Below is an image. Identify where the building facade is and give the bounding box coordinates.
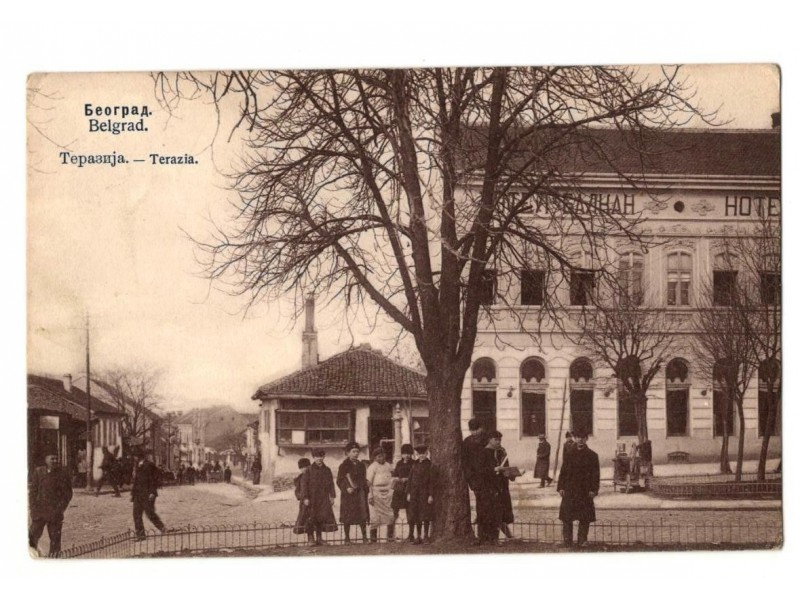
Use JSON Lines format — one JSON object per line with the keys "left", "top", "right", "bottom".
{"left": 459, "top": 127, "right": 781, "bottom": 467}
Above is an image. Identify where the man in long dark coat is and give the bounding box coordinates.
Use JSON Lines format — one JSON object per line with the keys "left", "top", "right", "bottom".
{"left": 473, "top": 431, "right": 503, "bottom": 545}
{"left": 461, "top": 417, "right": 486, "bottom": 491}
{"left": 131, "top": 450, "right": 166, "bottom": 541}
{"left": 303, "top": 448, "right": 338, "bottom": 545}
{"left": 556, "top": 430, "right": 600, "bottom": 546}
{"left": 29, "top": 454, "right": 73, "bottom": 556}
{"left": 337, "top": 442, "right": 369, "bottom": 543}
{"left": 534, "top": 434, "right": 554, "bottom": 487}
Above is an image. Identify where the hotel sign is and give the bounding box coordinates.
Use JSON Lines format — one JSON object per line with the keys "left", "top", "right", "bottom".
{"left": 725, "top": 195, "right": 780, "bottom": 217}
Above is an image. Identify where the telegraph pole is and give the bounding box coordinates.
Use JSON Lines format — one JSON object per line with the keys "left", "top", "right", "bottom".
{"left": 85, "top": 313, "right": 93, "bottom": 490}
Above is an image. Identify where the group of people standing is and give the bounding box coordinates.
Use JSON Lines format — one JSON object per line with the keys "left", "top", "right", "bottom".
{"left": 293, "top": 442, "right": 436, "bottom": 545}
{"left": 176, "top": 461, "right": 232, "bottom": 485}
{"left": 462, "top": 419, "right": 600, "bottom": 547}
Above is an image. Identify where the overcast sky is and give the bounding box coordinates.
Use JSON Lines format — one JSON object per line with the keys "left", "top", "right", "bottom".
{"left": 26, "top": 65, "right": 780, "bottom": 413}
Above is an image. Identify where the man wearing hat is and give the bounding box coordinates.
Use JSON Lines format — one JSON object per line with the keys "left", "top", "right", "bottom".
{"left": 130, "top": 448, "right": 166, "bottom": 541}
{"left": 391, "top": 443, "right": 415, "bottom": 541}
{"left": 534, "top": 434, "right": 554, "bottom": 487}
{"left": 337, "top": 442, "right": 369, "bottom": 543}
{"left": 556, "top": 430, "right": 600, "bottom": 546}
{"left": 29, "top": 453, "right": 73, "bottom": 557}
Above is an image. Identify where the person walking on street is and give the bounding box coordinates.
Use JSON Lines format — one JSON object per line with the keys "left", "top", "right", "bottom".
{"left": 406, "top": 445, "right": 435, "bottom": 544}
{"left": 29, "top": 454, "right": 73, "bottom": 557}
{"left": 251, "top": 453, "right": 262, "bottom": 485}
{"left": 366, "top": 446, "right": 395, "bottom": 542}
{"left": 557, "top": 430, "right": 600, "bottom": 547}
{"left": 96, "top": 447, "right": 121, "bottom": 497}
{"left": 391, "top": 444, "right": 415, "bottom": 541}
{"left": 535, "top": 434, "right": 554, "bottom": 487}
{"left": 337, "top": 442, "right": 370, "bottom": 543}
{"left": 303, "top": 448, "right": 337, "bottom": 545}
{"left": 131, "top": 450, "right": 166, "bottom": 541}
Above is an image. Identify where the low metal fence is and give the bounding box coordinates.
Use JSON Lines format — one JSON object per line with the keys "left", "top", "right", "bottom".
{"left": 649, "top": 473, "right": 782, "bottom": 499}
{"left": 53, "top": 517, "right": 781, "bottom": 558}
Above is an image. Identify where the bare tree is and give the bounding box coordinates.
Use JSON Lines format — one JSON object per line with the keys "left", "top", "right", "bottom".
{"left": 693, "top": 255, "right": 757, "bottom": 481}
{"left": 579, "top": 278, "right": 679, "bottom": 450}
{"left": 98, "top": 368, "right": 163, "bottom": 449}
{"left": 155, "top": 67, "right": 714, "bottom": 539}
{"left": 212, "top": 426, "right": 247, "bottom": 459}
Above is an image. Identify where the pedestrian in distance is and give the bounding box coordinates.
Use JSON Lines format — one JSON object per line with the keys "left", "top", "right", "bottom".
{"left": 535, "top": 433, "right": 554, "bottom": 487}
{"left": 186, "top": 463, "right": 196, "bottom": 485}
{"left": 366, "top": 446, "right": 395, "bottom": 542}
{"left": 131, "top": 449, "right": 166, "bottom": 541}
{"left": 223, "top": 464, "right": 232, "bottom": 483}
{"left": 391, "top": 443, "right": 415, "bottom": 541}
{"left": 406, "top": 445, "right": 435, "bottom": 544}
{"left": 251, "top": 453, "right": 262, "bottom": 485}
{"left": 29, "top": 454, "right": 73, "bottom": 557}
{"left": 337, "top": 442, "right": 370, "bottom": 543}
{"left": 303, "top": 448, "right": 337, "bottom": 545}
{"left": 557, "top": 430, "right": 600, "bottom": 547}
{"left": 95, "top": 446, "right": 121, "bottom": 497}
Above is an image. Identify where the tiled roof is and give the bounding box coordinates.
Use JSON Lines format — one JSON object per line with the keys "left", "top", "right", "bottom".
{"left": 461, "top": 127, "right": 780, "bottom": 178}
{"left": 28, "top": 385, "right": 88, "bottom": 420}
{"left": 253, "top": 345, "right": 427, "bottom": 400}
{"left": 27, "top": 374, "right": 123, "bottom": 416}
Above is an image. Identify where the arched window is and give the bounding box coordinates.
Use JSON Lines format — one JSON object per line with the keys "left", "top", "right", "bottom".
{"left": 758, "top": 359, "right": 781, "bottom": 437}
{"left": 472, "top": 358, "right": 497, "bottom": 431}
{"left": 569, "top": 358, "right": 594, "bottom": 435}
{"left": 712, "top": 359, "right": 737, "bottom": 437}
{"left": 520, "top": 358, "right": 547, "bottom": 437}
{"left": 667, "top": 251, "right": 692, "bottom": 306}
{"left": 665, "top": 358, "right": 690, "bottom": 437}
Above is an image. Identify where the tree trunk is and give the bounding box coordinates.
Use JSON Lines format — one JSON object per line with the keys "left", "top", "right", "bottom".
{"left": 719, "top": 408, "right": 732, "bottom": 475}
{"left": 634, "top": 393, "right": 649, "bottom": 445}
{"left": 735, "top": 400, "right": 746, "bottom": 482}
{"left": 427, "top": 374, "right": 474, "bottom": 541}
{"left": 757, "top": 390, "right": 779, "bottom": 481}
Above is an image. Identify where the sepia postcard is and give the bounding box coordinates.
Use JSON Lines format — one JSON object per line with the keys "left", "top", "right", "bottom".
{"left": 26, "top": 65, "right": 782, "bottom": 560}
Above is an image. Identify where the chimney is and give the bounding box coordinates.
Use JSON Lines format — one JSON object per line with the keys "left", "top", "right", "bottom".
{"left": 771, "top": 112, "right": 781, "bottom": 129}
{"left": 63, "top": 373, "right": 73, "bottom": 393}
{"left": 301, "top": 295, "right": 319, "bottom": 369}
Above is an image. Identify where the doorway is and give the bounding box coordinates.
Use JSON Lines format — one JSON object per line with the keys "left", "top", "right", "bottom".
{"left": 368, "top": 418, "right": 395, "bottom": 462}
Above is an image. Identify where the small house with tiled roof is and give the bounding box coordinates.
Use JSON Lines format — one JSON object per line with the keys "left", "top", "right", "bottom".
{"left": 252, "top": 297, "right": 428, "bottom": 485}
{"left": 28, "top": 374, "right": 124, "bottom": 479}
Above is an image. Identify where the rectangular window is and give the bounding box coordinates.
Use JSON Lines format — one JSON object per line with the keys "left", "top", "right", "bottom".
{"left": 617, "top": 390, "right": 638, "bottom": 436}
{"left": 760, "top": 272, "right": 780, "bottom": 305}
{"left": 276, "top": 410, "right": 352, "bottom": 446}
{"left": 478, "top": 269, "right": 497, "bottom": 306}
{"left": 570, "top": 271, "right": 594, "bottom": 306}
{"left": 619, "top": 253, "right": 644, "bottom": 305}
{"left": 472, "top": 390, "right": 497, "bottom": 432}
{"left": 667, "top": 252, "right": 692, "bottom": 306}
{"left": 521, "top": 270, "right": 545, "bottom": 306}
{"left": 521, "top": 392, "right": 546, "bottom": 436}
{"left": 712, "top": 391, "right": 735, "bottom": 438}
{"left": 570, "top": 389, "right": 593, "bottom": 435}
{"left": 713, "top": 271, "right": 738, "bottom": 306}
{"left": 666, "top": 389, "right": 689, "bottom": 436}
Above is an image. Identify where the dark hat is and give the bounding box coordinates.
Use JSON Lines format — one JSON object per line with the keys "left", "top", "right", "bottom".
{"left": 401, "top": 443, "right": 414, "bottom": 454}
{"left": 298, "top": 458, "right": 311, "bottom": 469}
{"left": 565, "top": 431, "right": 573, "bottom": 439}
{"left": 572, "top": 429, "right": 589, "bottom": 439}
{"left": 371, "top": 446, "right": 386, "bottom": 459}
{"left": 344, "top": 441, "right": 361, "bottom": 453}
{"left": 468, "top": 417, "right": 483, "bottom": 431}
{"left": 487, "top": 430, "right": 503, "bottom": 440}
{"left": 311, "top": 448, "right": 326, "bottom": 457}
{"left": 538, "top": 433, "right": 546, "bottom": 440}
{"left": 414, "top": 444, "right": 429, "bottom": 454}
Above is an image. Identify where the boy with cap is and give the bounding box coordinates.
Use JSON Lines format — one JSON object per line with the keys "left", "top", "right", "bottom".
{"left": 337, "top": 442, "right": 369, "bottom": 543}
{"left": 391, "top": 443, "right": 415, "bottom": 541}
{"left": 406, "top": 445, "right": 435, "bottom": 544}
{"left": 303, "top": 449, "right": 337, "bottom": 545}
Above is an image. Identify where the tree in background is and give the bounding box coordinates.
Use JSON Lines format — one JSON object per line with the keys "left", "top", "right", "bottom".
{"left": 99, "top": 367, "right": 163, "bottom": 452}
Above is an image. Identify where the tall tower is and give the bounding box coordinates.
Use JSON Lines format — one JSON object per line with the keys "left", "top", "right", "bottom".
{"left": 301, "top": 295, "right": 319, "bottom": 369}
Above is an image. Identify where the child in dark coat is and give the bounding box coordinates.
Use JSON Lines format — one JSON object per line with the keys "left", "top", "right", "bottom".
{"left": 337, "top": 442, "right": 370, "bottom": 543}
{"left": 406, "top": 445, "right": 435, "bottom": 544}
{"left": 303, "top": 449, "right": 338, "bottom": 545}
{"left": 391, "top": 443, "right": 415, "bottom": 541}
{"left": 293, "top": 458, "right": 313, "bottom": 542}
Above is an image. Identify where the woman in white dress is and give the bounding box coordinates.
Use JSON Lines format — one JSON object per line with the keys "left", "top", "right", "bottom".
{"left": 366, "top": 446, "right": 396, "bottom": 542}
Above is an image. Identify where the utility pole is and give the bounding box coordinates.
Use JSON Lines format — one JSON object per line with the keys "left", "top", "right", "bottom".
{"left": 166, "top": 412, "right": 172, "bottom": 471}
{"left": 85, "top": 313, "right": 93, "bottom": 490}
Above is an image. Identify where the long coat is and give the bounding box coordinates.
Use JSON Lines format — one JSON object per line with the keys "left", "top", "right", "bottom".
{"left": 302, "top": 462, "right": 338, "bottom": 530}
{"left": 557, "top": 445, "right": 600, "bottom": 523}
{"left": 293, "top": 470, "right": 311, "bottom": 534}
{"left": 534, "top": 440, "right": 551, "bottom": 479}
{"left": 29, "top": 465, "right": 73, "bottom": 521}
{"left": 407, "top": 458, "right": 436, "bottom": 522}
{"left": 337, "top": 459, "right": 369, "bottom": 525}
{"left": 473, "top": 448, "right": 501, "bottom": 535}
{"left": 493, "top": 447, "right": 515, "bottom": 525}
{"left": 462, "top": 432, "right": 487, "bottom": 491}
{"left": 390, "top": 458, "right": 414, "bottom": 510}
{"left": 132, "top": 459, "right": 161, "bottom": 501}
